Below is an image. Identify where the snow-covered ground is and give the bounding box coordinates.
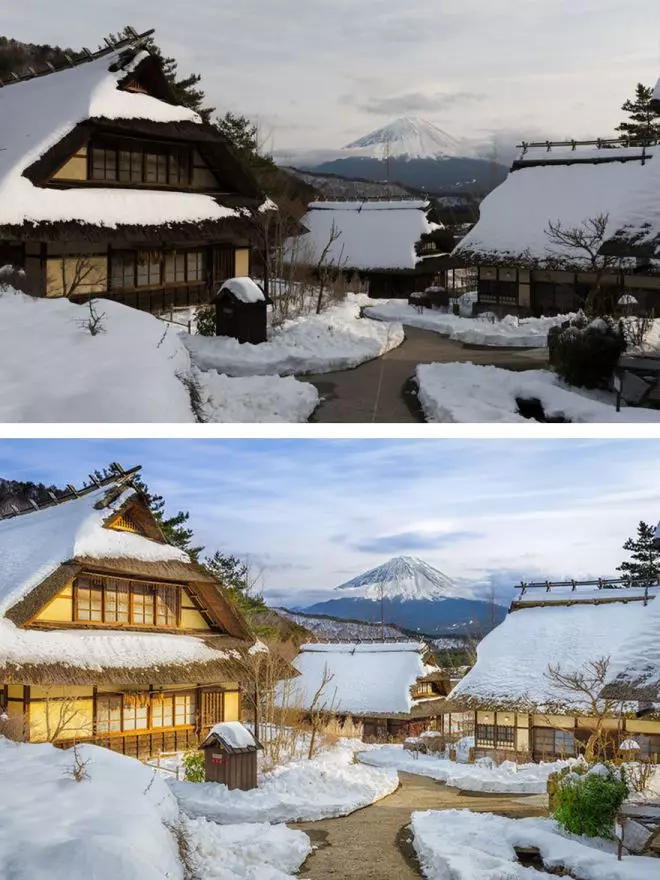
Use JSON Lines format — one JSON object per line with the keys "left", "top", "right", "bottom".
{"left": 358, "top": 747, "right": 576, "bottom": 794}
{"left": 412, "top": 810, "right": 658, "bottom": 880}
{"left": 184, "top": 817, "right": 311, "bottom": 880}
{"left": 0, "top": 737, "right": 313, "bottom": 880}
{"left": 184, "top": 294, "right": 404, "bottom": 377}
{"left": 365, "top": 300, "right": 568, "bottom": 347}
{"left": 170, "top": 739, "right": 398, "bottom": 824}
{"left": 416, "top": 363, "right": 660, "bottom": 422}
{"left": 0, "top": 288, "right": 317, "bottom": 422}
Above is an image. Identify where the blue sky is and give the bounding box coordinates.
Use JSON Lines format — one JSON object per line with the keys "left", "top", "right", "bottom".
{"left": 1, "top": 438, "right": 658, "bottom": 608}
{"left": 3, "top": 0, "right": 659, "bottom": 153}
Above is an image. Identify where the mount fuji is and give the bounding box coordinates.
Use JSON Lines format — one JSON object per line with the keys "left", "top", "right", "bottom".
{"left": 300, "top": 117, "right": 508, "bottom": 196}
{"left": 301, "top": 556, "right": 507, "bottom": 636}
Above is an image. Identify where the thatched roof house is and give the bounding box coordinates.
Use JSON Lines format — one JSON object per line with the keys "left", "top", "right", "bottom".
{"left": 283, "top": 642, "right": 452, "bottom": 741}
{"left": 447, "top": 580, "right": 660, "bottom": 762}
{"left": 0, "top": 465, "right": 265, "bottom": 757}
{"left": 451, "top": 140, "right": 660, "bottom": 316}
{"left": 0, "top": 28, "right": 272, "bottom": 312}
{"left": 289, "top": 199, "right": 449, "bottom": 298}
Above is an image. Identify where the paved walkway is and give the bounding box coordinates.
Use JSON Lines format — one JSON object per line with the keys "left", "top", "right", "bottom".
{"left": 290, "top": 770, "right": 548, "bottom": 880}
{"left": 302, "top": 326, "right": 548, "bottom": 423}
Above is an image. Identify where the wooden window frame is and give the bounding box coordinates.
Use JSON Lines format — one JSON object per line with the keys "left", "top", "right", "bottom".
{"left": 110, "top": 248, "right": 206, "bottom": 292}
{"left": 95, "top": 690, "right": 195, "bottom": 736}
{"left": 72, "top": 575, "right": 182, "bottom": 630}
{"left": 87, "top": 138, "right": 193, "bottom": 188}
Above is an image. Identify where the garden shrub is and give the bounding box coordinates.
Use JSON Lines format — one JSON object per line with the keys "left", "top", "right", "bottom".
{"left": 195, "top": 304, "right": 216, "bottom": 337}
{"left": 552, "top": 764, "right": 629, "bottom": 839}
{"left": 548, "top": 312, "right": 626, "bottom": 389}
{"left": 182, "top": 749, "right": 205, "bottom": 782}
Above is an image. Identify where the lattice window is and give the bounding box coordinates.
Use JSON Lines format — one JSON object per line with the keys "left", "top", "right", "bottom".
{"left": 122, "top": 695, "right": 149, "bottom": 731}
{"left": 131, "top": 583, "right": 156, "bottom": 625}
{"left": 174, "top": 692, "right": 196, "bottom": 726}
{"left": 75, "top": 575, "right": 103, "bottom": 622}
{"left": 111, "top": 512, "right": 142, "bottom": 533}
{"left": 156, "top": 584, "right": 178, "bottom": 627}
{"left": 104, "top": 578, "right": 130, "bottom": 623}
{"left": 495, "top": 725, "right": 515, "bottom": 747}
{"left": 96, "top": 695, "right": 122, "bottom": 733}
{"left": 476, "top": 724, "right": 495, "bottom": 747}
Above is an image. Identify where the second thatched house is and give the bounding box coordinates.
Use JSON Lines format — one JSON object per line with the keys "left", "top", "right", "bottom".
{"left": 0, "top": 465, "right": 265, "bottom": 758}
{"left": 447, "top": 579, "right": 660, "bottom": 763}
{"left": 281, "top": 641, "right": 454, "bottom": 741}
{"left": 0, "top": 28, "right": 271, "bottom": 312}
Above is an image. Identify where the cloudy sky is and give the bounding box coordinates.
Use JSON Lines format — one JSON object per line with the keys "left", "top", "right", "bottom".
{"left": 0, "top": 438, "right": 658, "bottom": 608}
{"left": 4, "top": 1, "right": 659, "bottom": 154}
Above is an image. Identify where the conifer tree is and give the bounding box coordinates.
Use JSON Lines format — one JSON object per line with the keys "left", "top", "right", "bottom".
{"left": 616, "top": 520, "right": 660, "bottom": 583}
{"left": 615, "top": 83, "right": 660, "bottom": 145}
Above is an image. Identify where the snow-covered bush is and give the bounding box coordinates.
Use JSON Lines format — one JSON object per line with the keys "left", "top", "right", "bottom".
{"left": 195, "top": 304, "right": 216, "bottom": 337}
{"left": 549, "top": 312, "right": 626, "bottom": 388}
{"left": 182, "top": 749, "right": 205, "bottom": 782}
{"left": 552, "top": 763, "right": 629, "bottom": 839}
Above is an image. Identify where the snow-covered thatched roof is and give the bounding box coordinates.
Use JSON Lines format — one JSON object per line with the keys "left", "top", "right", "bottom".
{"left": 285, "top": 642, "right": 435, "bottom": 716}
{"left": 449, "top": 585, "right": 657, "bottom": 712}
{"left": 453, "top": 143, "right": 660, "bottom": 266}
{"left": 0, "top": 467, "right": 257, "bottom": 684}
{"left": 0, "top": 30, "right": 265, "bottom": 232}
{"left": 602, "top": 585, "right": 660, "bottom": 702}
{"left": 291, "top": 200, "right": 440, "bottom": 271}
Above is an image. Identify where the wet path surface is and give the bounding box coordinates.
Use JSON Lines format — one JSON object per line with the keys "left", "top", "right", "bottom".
{"left": 302, "top": 326, "right": 548, "bottom": 423}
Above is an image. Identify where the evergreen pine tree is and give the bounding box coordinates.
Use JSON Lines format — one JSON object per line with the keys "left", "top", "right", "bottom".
{"left": 202, "top": 550, "right": 266, "bottom": 616}
{"left": 616, "top": 520, "right": 660, "bottom": 583}
{"left": 615, "top": 84, "right": 660, "bottom": 145}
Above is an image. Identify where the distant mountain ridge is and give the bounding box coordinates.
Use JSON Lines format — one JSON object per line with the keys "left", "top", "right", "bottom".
{"left": 300, "top": 556, "right": 507, "bottom": 636}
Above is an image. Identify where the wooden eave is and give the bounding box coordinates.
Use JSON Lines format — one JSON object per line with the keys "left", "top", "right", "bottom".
{"left": 510, "top": 595, "right": 651, "bottom": 611}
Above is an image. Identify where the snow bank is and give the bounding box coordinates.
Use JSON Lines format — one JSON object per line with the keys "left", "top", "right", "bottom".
{"left": 290, "top": 200, "right": 438, "bottom": 270}
{"left": 0, "top": 737, "right": 183, "bottom": 880}
{"left": 365, "top": 300, "right": 567, "bottom": 347}
{"left": 284, "top": 642, "right": 427, "bottom": 715}
{"left": 0, "top": 289, "right": 317, "bottom": 423}
{"left": 170, "top": 740, "right": 398, "bottom": 823}
{"left": 411, "top": 810, "right": 659, "bottom": 880}
{"left": 185, "top": 294, "right": 404, "bottom": 376}
{"left": 184, "top": 817, "right": 311, "bottom": 880}
{"left": 359, "top": 747, "right": 575, "bottom": 794}
{"left": 416, "top": 363, "right": 660, "bottom": 422}
{"left": 198, "top": 371, "right": 318, "bottom": 422}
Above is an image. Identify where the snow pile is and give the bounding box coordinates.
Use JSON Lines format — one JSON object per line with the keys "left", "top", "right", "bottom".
{"left": 335, "top": 555, "right": 460, "bottom": 601}
{"left": 203, "top": 722, "right": 258, "bottom": 750}
{"left": 411, "top": 810, "right": 659, "bottom": 880}
{"left": 359, "top": 747, "right": 575, "bottom": 794}
{"left": 170, "top": 739, "right": 398, "bottom": 824}
{"left": 0, "top": 618, "right": 233, "bottom": 672}
{"left": 344, "top": 117, "right": 465, "bottom": 160}
{"left": 219, "top": 277, "right": 266, "bottom": 304}
{"left": 0, "top": 483, "right": 188, "bottom": 614}
{"left": 185, "top": 294, "right": 404, "bottom": 376}
{"left": 0, "top": 737, "right": 184, "bottom": 880}
{"left": 450, "top": 594, "right": 653, "bottom": 711}
{"left": 283, "top": 642, "right": 428, "bottom": 715}
{"left": 289, "top": 201, "right": 439, "bottom": 270}
{"left": 0, "top": 48, "right": 238, "bottom": 228}
{"left": 365, "top": 300, "right": 568, "bottom": 347}
{"left": 0, "top": 289, "right": 317, "bottom": 423}
{"left": 184, "top": 817, "right": 311, "bottom": 880}
{"left": 416, "top": 363, "right": 660, "bottom": 423}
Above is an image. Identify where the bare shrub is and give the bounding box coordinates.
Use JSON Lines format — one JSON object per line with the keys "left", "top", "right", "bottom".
{"left": 620, "top": 312, "right": 654, "bottom": 349}
{"left": 622, "top": 761, "right": 655, "bottom": 795}
{"left": 64, "top": 744, "right": 91, "bottom": 783}
{"left": 307, "top": 664, "right": 336, "bottom": 759}
{"left": 78, "top": 299, "right": 107, "bottom": 336}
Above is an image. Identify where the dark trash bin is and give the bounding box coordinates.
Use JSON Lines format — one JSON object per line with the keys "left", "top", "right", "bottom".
{"left": 214, "top": 277, "right": 270, "bottom": 344}
{"left": 199, "top": 721, "right": 262, "bottom": 790}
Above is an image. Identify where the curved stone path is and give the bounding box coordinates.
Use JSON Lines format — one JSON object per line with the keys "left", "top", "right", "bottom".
{"left": 302, "top": 326, "right": 549, "bottom": 423}
{"left": 290, "top": 770, "right": 548, "bottom": 880}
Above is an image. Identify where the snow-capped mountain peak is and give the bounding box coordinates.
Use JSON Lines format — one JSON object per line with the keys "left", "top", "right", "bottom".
{"left": 335, "top": 556, "right": 460, "bottom": 602}
{"left": 344, "top": 117, "right": 465, "bottom": 160}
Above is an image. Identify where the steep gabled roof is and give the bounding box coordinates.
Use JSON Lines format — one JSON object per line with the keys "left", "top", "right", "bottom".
{"left": 0, "top": 29, "right": 266, "bottom": 234}
{"left": 0, "top": 466, "right": 250, "bottom": 641}
{"left": 602, "top": 584, "right": 660, "bottom": 701}
{"left": 449, "top": 583, "right": 657, "bottom": 712}
{"left": 290, "top": 199, "right": 440, "bottom": 271}
{"left": 284, "top": 641, "right": 437, "bottom": 716}
{"left": 453, "top": 142, "right": 660, "bottom": 267}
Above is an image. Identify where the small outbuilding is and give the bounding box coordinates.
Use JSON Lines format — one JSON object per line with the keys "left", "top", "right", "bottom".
{"left": 199, "top": 721, "right": 262, "bottom": 790}
{"left": 214, "top": 277, "right": 269, "bottom": 344}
